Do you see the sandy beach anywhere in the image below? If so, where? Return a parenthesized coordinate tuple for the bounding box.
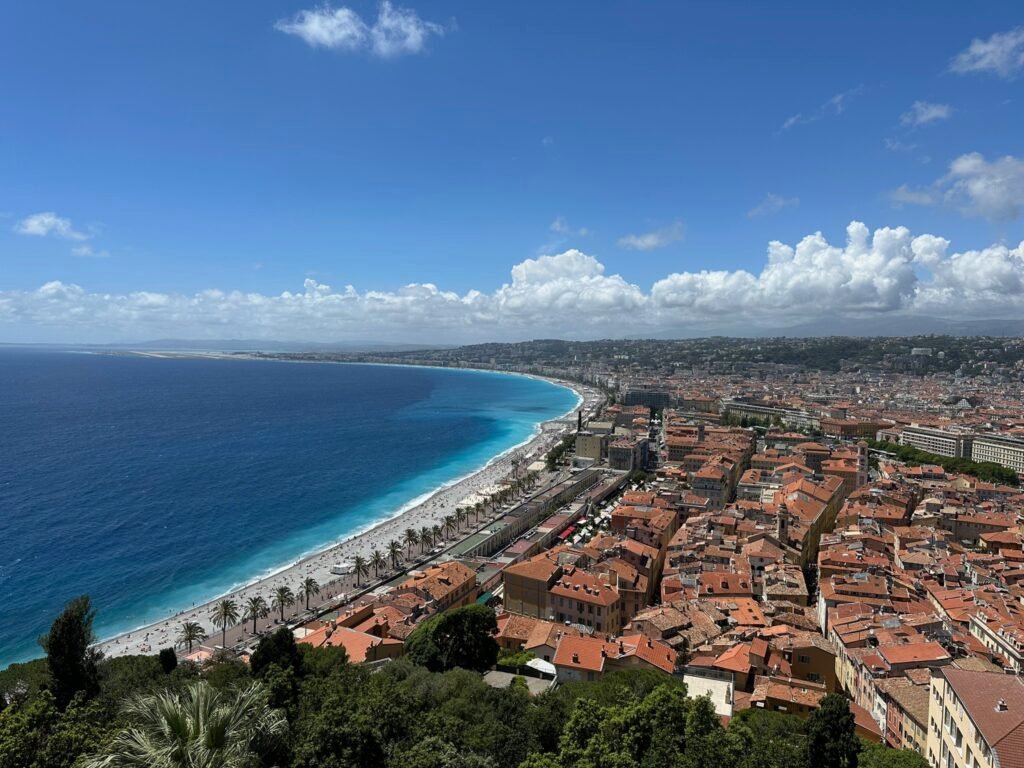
(95, 366, 601, 659)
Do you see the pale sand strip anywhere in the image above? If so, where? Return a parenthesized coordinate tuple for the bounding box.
(95, 372, 600, 659)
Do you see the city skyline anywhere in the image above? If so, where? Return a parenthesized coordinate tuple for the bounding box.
(3, 2, 1024, 342)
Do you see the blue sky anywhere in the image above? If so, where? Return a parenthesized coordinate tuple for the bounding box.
(2, 1, 1024, 342)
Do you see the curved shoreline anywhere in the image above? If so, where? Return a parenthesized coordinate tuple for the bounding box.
(91, 359, 595, 660)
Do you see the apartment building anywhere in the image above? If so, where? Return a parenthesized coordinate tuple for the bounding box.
(971, 434, 1024, 475)
(969, 613, 1024, 674)
(396, 561, 478, 613)
(926, 668, 1024, 768)
(900, 426, 973, 459)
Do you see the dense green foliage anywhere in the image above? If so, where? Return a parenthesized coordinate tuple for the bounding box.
(404, 604, 499, 673)
(806, 693, 861, 768)
(39, 596, 101, 710)
(859, 741, 929, 768)
(2, 600, 931, 768)
(80, 682, 287, 768)
(868, 439, 1019, 486)
(545, 433, 576, 471)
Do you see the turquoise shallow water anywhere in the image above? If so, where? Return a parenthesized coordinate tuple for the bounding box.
(0, 351, 578, 667)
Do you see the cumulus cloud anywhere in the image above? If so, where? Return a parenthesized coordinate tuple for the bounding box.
(892, 152, 1024, 221)
(14, 212, 89, 241)
(950, 26, 1024, 79)
(747, 194, 799, 218)
(900, 101, 951, 127)
(779, 86, 863, 132)
(4, 223, 1024, 342)
(275, 1, 445, 58)
(617, 220, 684, 251)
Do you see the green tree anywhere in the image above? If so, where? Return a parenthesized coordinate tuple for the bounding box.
(370, 548, 386, 577)
(158, 648, 177, 674)
(0, 692, 60, 768)
(243, 595, 269, 635)
(298, 577, 320, 612)
(404, 528, 420, 559)
(859, 741, 929, 768)
(81, 682, 286, 768)
(272, 586, 295, 623)
(175, 621, 207, 654)
(250, 627, 303, 679)
(387, 539, 403, 569)
(728, 708, 808, 768)
(405, 604, 499, 673)
(210, 598, 240, 649)
(806, 694, 860, 768)
(353, 555, 369, 587)
(39, 595, 100, 709)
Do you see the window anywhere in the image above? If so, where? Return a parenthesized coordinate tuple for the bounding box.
(799, 654, 811, 663)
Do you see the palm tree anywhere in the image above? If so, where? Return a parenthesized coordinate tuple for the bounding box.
(242, 595, 269, 635)
(387, 539, 403, 569)
(82, 682, 287, 768)
(175, 621, 207, 654)
(403, 528, 419, 558)
(298, 576, 320, 611)
(210, 598, 239, 649)
(456, 507, 467, 530)
(431, 524, 443, 548)
(370, 548, 386, 577)
(474, 501, 484, 524)
(271, 585, 294, 623)
(419, 525, 432, 552)
(353, 555, 369, 587)
(443, 514, 457, 540)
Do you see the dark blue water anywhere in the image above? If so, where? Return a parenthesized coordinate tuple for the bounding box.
(0, 350, 577, 666)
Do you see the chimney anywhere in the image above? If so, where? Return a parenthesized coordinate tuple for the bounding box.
(997, 699, 1008, 712)
(572, 652, 580, 664)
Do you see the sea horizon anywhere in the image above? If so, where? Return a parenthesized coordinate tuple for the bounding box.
(0, 350, 578, 668)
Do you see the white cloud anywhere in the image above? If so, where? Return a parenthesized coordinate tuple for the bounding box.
(275, 1, 445, 58)
(7, 222, 1022, 342)
(747, 194, 799, 218)
(892, 152, 1024, 220)
(900, 101, 951, 127)
(950, 26, 1024, 79)
(780, 86, 863, 132)
(549, 216, 589, 237)
(71, 244, 111, 259)
(889, 184, 935, 207)
(14, 212, 89, 241)
(617, 220, 684, 251)
(885, 138, 918, 153)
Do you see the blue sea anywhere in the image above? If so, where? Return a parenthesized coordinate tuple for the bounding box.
(0, 349, 577, 667)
